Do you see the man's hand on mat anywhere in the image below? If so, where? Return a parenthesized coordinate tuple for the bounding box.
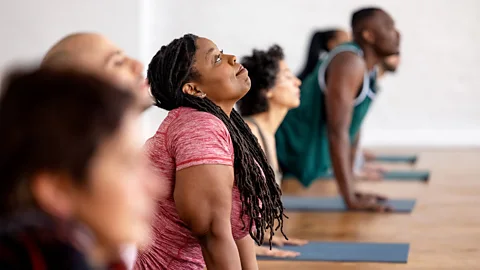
(347, 192, 392, 212)
(355, 169, 384, 181)
(356, 163, 387, 181)
(271, 235, 308, 247)
(355, 192, 387, 201)
(363, 150, 377, 161)
(364, 163, 385, 171)
(255, 246, 300, 258)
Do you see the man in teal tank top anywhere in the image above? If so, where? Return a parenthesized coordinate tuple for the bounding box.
(276, 7, 400, 211)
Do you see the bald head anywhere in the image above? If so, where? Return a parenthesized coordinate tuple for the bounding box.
(42, 33, 115, 71)
(42, 32, 153, 110)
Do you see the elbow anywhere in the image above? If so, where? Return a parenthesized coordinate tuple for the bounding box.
(189, 221, 211, 240)
(189, 216, 232, 243)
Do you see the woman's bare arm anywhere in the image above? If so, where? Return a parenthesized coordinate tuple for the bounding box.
(175, 164, 241, 270)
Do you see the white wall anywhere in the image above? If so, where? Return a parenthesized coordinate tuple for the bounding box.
(0, 0, 141, 73)
(1, 0, 479, 147)
(0, 0, 154, 138)
(143, 0, 480, 147)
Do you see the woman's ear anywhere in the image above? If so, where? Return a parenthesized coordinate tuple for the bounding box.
(31, 172, 75, 219)
(182, 83, 206, 98)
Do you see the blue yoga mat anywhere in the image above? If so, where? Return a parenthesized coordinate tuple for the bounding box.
(374, 154, 417, 164)
(282, 196, 416, 213)
(257, 241, 410, 263)
(383, 170, 429, 181)
(320, 170, 430, 181)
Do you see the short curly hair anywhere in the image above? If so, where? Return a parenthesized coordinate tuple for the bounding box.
(237, 45, 284, 116)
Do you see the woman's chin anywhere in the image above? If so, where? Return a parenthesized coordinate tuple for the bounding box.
(290, 100, 301, 109)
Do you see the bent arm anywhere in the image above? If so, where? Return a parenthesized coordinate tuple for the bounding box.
(175, 164, 242, 270)
(324, 52, 365, 206)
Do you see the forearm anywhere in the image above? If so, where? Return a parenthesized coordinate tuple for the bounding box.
(350, 132, 360, 170)
(199, 231, 242, 270)
(329, 131, 356, 204)
(236, 235, 258, 270)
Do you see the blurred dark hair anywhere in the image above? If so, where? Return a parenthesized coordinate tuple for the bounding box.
(0, 67, 135, 217)
(237, 44, 284, 116)
(297, 29, 343, 81)
(351, 7, 383, 41)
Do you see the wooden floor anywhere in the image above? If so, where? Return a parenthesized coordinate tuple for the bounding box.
(258, 148, 480, 270)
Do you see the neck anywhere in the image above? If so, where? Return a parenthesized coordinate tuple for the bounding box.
(355, 41, 381, 71)
(250, 104, 289, 135)
(377, 67, 386, 79)
(216, 100, 236, 117)
(73, 223, 120, 268)
(87, 243, 121, 268)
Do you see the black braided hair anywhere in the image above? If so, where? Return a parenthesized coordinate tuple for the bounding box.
(148, 34, 287, 246)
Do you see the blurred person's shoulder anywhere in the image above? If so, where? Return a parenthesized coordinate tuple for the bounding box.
(0, 227, 93, 270)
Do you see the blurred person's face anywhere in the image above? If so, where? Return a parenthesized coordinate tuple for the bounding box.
(382, 54, 400, 72)
(367, 10, 400, 57)
(328, 30, 351, 51)
(95, 36, 152, 108)
(64, 110, 161, 258)
(45, 34, 153, 109)
(267, 60, 302, 110)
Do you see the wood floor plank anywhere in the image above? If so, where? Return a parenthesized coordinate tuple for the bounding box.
(258, 148, 480, 269)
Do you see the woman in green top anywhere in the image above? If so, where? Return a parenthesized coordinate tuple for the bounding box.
(297, 28, 350, 81)
(276, 7, 400, 211)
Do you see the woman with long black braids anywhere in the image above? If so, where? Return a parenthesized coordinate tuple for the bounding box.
(135, 34, 286, 270)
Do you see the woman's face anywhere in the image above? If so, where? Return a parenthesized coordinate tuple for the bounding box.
(267, 60, 302, 110)
(189, 37, 252, 105)
(328, 30, 351, 51)
(70, 110, 160, 250)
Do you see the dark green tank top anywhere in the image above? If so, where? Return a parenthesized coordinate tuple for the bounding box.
(275, 42, 378, 187)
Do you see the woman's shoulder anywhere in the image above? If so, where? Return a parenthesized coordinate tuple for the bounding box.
(169, 107, 229, 134)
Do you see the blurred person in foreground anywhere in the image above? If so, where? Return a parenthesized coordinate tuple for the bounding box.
(0, 67, 161, 269)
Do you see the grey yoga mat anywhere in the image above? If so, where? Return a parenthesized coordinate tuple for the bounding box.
(320, 170, 430, 181)
(374, 154, 417, 164)
(282, 196, 416, 213)
(256, 241, 410, 263)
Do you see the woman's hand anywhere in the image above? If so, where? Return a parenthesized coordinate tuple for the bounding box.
(255, 246, 299, 258)
(270, 235, 308, 247)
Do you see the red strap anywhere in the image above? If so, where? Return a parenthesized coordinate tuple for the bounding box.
(108, 261, 127, 270)
(19, 234, 46, 270)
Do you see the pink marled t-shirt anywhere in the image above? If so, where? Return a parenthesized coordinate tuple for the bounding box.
(135, 107, 251, 270)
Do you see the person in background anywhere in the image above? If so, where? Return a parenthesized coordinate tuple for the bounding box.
(355, 52, 401, 179)
(41, 32, 155, 269)
(135, 34, 286, 270)
(297, 28, 387, 181)
(297, 28, 350, 81)
(237, 44, 307, 258)
(0, 68, 160, 269)
(378, 52, 400, 79)
(42, 32, 153, 111)
(275, 7, 401, 211)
